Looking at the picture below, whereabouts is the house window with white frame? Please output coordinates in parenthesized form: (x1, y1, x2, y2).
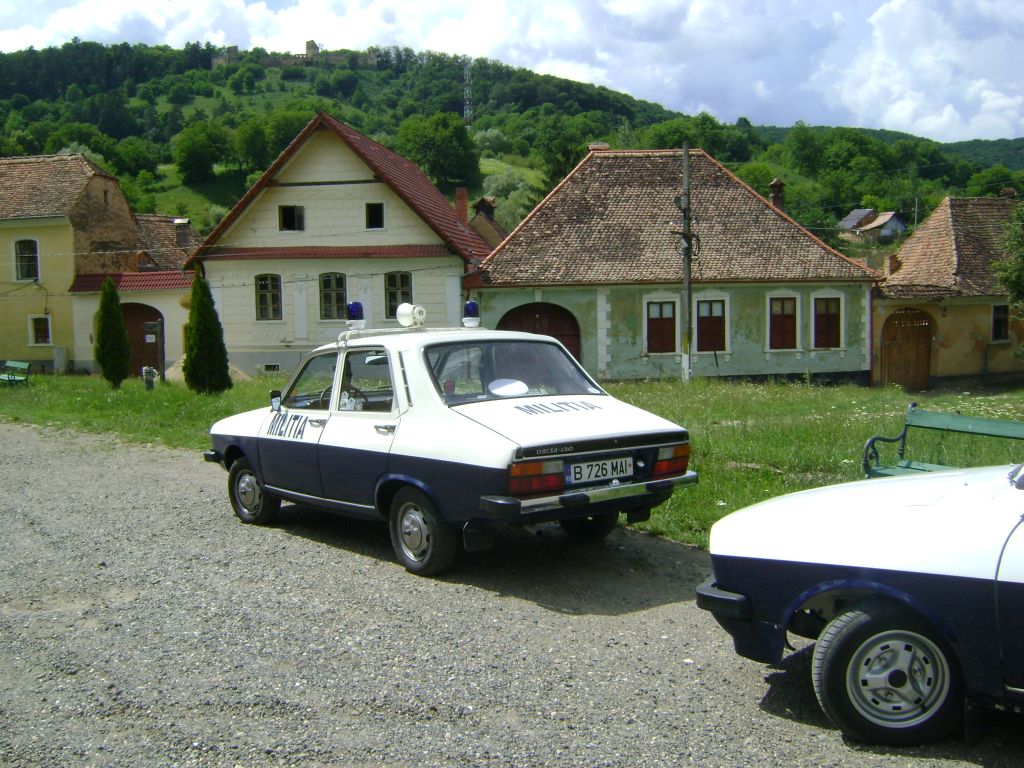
(993, 304, 1010, 342)
(696, 299, 726, 352)
(320, 273, 347, 320)
(646, 300, 676, 353)
(365, 202, 385, 230)
(813, 296, 842, 349)
(278, 205, 304, 231)
(385, 271, 412, 318)
(15, 239, 39, 281)
(255, 274, 282, 321)
(29, 314, 51, 345)
(769, 296, 798, 350)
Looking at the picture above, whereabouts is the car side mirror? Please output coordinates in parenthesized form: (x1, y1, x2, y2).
(270, 389, 282, 412)
(1009, 463, 1024, 490)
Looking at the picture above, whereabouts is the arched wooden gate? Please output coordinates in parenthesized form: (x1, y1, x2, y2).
(122, 303, 164, 375)
(880, 308, 932, 391)
(497, 303, 582, 362)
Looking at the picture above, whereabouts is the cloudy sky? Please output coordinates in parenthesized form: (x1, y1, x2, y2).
(0, 0, 1021, 143)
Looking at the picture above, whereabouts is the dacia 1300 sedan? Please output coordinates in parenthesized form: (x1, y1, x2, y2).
(205, 302, 697, 575)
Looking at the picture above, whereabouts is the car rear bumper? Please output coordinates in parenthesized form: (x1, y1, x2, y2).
(478, 470, 698, 523)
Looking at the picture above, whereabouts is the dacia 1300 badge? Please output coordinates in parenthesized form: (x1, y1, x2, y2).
(205, 302, 697, 575)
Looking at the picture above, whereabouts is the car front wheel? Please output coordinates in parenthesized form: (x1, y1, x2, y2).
(228, 457, 280, 524)
(811, 597, 963, 746)
(389, 488, 457, 576)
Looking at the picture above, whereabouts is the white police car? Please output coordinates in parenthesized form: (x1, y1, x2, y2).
(205, 302, 697, 575)
(696, 464, 1024, 745)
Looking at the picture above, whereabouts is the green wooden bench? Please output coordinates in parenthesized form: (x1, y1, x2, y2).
(1, 360, 30, 385)
(862, 402, 1024, 477)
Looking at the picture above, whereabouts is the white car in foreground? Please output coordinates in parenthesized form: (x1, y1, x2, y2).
(697, 464, 1024, 745)
(205, 303, 697, 575)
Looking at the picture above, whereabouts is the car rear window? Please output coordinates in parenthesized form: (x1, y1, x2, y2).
(426, 340, 603, 405)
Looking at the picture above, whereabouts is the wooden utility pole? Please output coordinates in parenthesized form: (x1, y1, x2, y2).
(678, 146, 693, 381)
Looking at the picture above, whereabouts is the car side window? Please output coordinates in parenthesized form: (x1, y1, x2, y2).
(339, 348, 394, 412)
(281, 353, 337, 410)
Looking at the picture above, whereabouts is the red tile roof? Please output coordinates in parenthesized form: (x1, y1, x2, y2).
(188, 112, 489, 268)
(476, 149, 876, 287)
(881, 197, 1018, 299)
(0, 154, 111, 219)
(69, 271, 194, 293)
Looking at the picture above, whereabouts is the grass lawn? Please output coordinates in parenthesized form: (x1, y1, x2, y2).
(3, 374, 1023, 548)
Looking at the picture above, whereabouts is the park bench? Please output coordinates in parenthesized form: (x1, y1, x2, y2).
(862, 402, 1024, 477)
(1, 360, 30, 386)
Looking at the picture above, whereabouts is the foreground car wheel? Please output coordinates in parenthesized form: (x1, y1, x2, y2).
(559, 512, 618, 541)
(228, 458, 280, 524)
(811, 598, 963, 745)
(389, 488, 457, 576)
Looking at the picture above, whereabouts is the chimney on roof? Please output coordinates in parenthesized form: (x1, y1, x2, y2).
(455, 187, 469, 224)
(588, 142, 610, 152)
(769, 178, 785, 211)
(174, 218, 191, 248)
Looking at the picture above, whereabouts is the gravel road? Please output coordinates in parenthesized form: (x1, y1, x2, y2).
(2, 421, 1022, 767)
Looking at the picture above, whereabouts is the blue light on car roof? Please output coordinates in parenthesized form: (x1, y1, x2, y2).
(347, 301, 364, 320)
(464, 300, 479, 318)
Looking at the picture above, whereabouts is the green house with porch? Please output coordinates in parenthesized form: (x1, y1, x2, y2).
(468, 148, 877, 381)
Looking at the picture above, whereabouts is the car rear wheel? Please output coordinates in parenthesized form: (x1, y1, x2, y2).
(389, 488, 457, 576)
(559, 512, 618, 541)
(228, 457, 280, 524)
(811, 597, 963, 745)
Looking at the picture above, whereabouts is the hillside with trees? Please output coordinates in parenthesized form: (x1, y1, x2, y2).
(1, 39, 1021, 245)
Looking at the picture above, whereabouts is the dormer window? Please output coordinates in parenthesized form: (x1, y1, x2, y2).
(279, 205, 305, 231)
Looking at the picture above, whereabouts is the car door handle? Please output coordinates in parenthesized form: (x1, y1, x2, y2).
(308, 419, 327, 428)
(375, 424, 396, 434)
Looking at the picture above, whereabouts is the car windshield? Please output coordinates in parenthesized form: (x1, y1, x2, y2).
(426, 340, 603, 405)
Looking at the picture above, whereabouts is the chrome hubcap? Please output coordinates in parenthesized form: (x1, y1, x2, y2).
(399, 506, 430, 561)
(236, 472, 260, 511)
(846, 629, 950, 728)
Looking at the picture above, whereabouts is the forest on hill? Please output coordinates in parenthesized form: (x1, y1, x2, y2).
(1, 39, 1021, 242)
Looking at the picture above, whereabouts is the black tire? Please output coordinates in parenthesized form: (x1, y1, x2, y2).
(228, 457, 280, 524)
(389, 487, 457, 576)
(811, 597, 963, 746)
(559, 512, 619, 542)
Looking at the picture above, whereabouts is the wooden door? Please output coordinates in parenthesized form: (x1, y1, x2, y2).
(880, 308, 932, 391)
(497, 303, 582, 362)
(122, 303, 164, 375)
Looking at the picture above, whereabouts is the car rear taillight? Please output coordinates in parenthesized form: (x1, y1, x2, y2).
(509, 460, 565, 496)
(652, 444, 690, 478)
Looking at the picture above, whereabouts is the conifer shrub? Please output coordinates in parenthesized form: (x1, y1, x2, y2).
(94, 277, 131, 389)
(183, 273, 232, 394)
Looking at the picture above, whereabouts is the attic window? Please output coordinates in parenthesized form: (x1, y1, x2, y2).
(365, 202, 385, 230)
(279, 205, 305, 231)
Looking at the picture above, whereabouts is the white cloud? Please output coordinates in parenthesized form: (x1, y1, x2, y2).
(0, 0, 1021, 142)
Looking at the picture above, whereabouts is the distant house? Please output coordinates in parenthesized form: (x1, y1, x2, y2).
(858, 211, 907, 242)
(0, 154, 195, 374)
(470, 148, 878, 381)
(186, 112, 490, 375)
(874, 196, 1024, 389)
(839, 208, 877, 233)
(839, 208, 906, 243)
